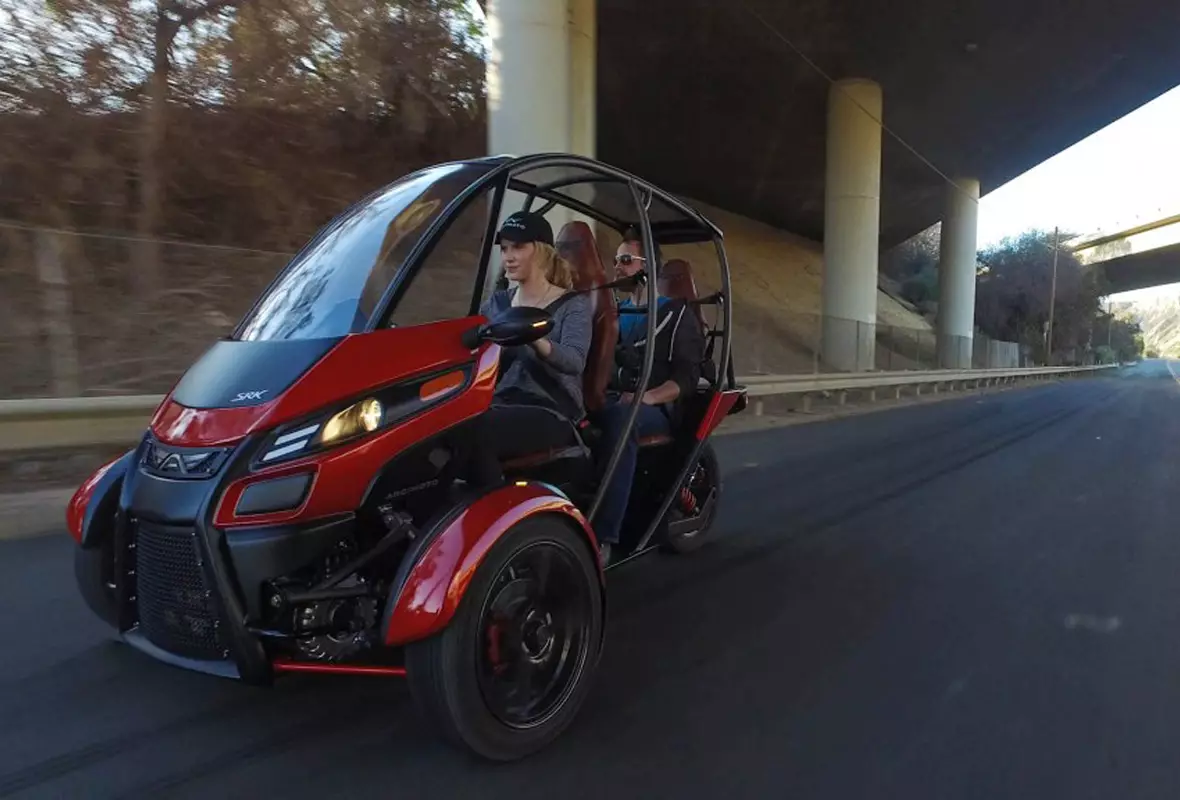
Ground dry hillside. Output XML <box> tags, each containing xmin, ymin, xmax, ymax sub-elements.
<box><xmin>1134</xmin><ymin>297</ymin><xmax>1180</xmax><ymax>357</ymax></box>
<box><xmin>653</xmin><ymin>200</ymin><xmax>936</xmax><ymax>375</ymax></box>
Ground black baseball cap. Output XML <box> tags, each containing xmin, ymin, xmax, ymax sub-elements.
<box><xmin>494</xmin><ymin>211</ymin><xmax>554</xmax><ymax>247</ymax></box>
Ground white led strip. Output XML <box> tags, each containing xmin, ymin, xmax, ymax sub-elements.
<box><xmin>261</xmin><ymin>423</ymin><xmax>321</xmax><ymax>462</ymax></box>
<box><xmin>273</xmin><ymin>424</ymin><xmax>320</xmax><ymax>447</ymax></box>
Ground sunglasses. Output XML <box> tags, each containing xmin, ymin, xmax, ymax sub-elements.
<box><xmin>614</xmin><ymin>254</ymin><xmax>646</xmax><ymax>265</ymax></box>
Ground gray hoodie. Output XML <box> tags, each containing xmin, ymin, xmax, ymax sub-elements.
<box><xmin>481</xmin><ymin>287</ymin><xmax>593</xmax><ymax>419</ymax></box>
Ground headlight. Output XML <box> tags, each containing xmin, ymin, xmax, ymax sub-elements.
<box><xmin>321</xmin><ymin>398</ymin><xmax>383</xmax><ymax>444</ymax></box>
<box><xmin>254</xmin><ymin>366</ymin><xmax>473</xmax><ymax>468</ymax></box>
<box><xmin>260</xmin><ymin>398</ymin><xmax>382</xmax><ymax>464</ymax></box>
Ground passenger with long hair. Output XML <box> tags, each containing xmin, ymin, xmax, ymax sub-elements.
<box><xmin>468</xmin><ymin>211</ymin><xmax>592</xmax><ymax>485</ymax></box>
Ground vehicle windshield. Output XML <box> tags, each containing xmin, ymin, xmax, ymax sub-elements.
<box><xmin>235</xmin><ymin>161</ymin><xmax>494</xmax><ymax>341</ymax></box>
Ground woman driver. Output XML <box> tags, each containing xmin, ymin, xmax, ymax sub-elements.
<box><xmin>467</xmin><ymin>211</ymin><xmax>593</xmax><ymax>485</ymax></box>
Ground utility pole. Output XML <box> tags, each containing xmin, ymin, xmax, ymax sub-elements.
<box><xmin>1046</xmin><ymin>226</ymin><xmax>1059</xmax><ymax>364</ymax></box>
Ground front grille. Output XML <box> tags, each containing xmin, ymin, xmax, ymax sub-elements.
<box><xmin>141</xmin><ymin>441</ymin><xmax>228</xmax><ymax>480</ymax></box>
<box><xmin>134</xmin><ymin>522</ymin><xmax>228</xmax><ymax>660</ymax></box>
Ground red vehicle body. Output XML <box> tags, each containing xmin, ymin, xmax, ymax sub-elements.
<box><xmin>67</xmin><ymin>154</ymin><xmax>745</xmax><ymax>760</ymax></box>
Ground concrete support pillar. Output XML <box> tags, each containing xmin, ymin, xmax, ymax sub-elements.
<box><xmin>486</xmin><ymin>0</ymin><xmax>596</xmax><ymax>287</ymax></box>
<box><xmin>567</xmin><ymin>0</ymin><xmax>596</xmax><ymax>159</ymax></box>
<box><xmin>487</xmin><ymin>0</ymin><xmax>595</xmax><ymax>158</ymax></box>
<box><xmin>822</xmin><ymin>79</ymin><xmax>883</xmax><ymax>372</ymax></box>
<box><xmin>937</xmin><ymin>177</ymin><xmax>980</xmax><ymax>368</ymax></box>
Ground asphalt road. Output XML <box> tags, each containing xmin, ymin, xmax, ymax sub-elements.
<box><xmin>3</xmin><ymin>362</ymin><xmax>1179</xmax><ymax>798</ymax></box>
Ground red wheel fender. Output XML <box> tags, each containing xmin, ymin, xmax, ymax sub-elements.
<box><xmin>382</xmin><ymin>482</ymin><xmax>602</xmax><ymax>646</ymax></box>
<box><xmin>67</xmin><ymin>450</ymin><xmax>134</xmax><ymax>546</ymax></box>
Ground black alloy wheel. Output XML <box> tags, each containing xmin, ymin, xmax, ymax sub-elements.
<box><xmin>405</xmin><ymin>515</ymin><xmax>603</xmax><ymax>761</ymax></box>
<box><xmin>475</xmin><ymin>539</ymin><xmax>593</xmax><ymax>729</ymax></box>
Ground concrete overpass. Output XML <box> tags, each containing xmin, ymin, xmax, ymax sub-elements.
<box><xmin>483</xmin><ymin>0</ymin><xmax>1180</xmax><ymax>368</ymax></box>
<box><xmin>1072</xmin><ymin>214</ymin><xmax>1180</xmax><ymax>294</ymax></box>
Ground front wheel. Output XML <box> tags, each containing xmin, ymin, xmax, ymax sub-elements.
<box><xmin>661</xmin><ymin>441</ymin><xmax>722</xmax><ymax>554</ymax></box>
<box><xmin>405</xmin><ymin>515</ymin><xmax>604</xmax><ymax>761</ymax></box>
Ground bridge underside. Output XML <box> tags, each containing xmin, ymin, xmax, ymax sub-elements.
<box><xmin>1100</xmin><ymin>244</ymin><xmax>1180</xmax><ymax>294</ymax></box>
<box><xmin>596</xmin><ymin>0</ymin><xmax>1180</xmax><ymax>249</ymax></box>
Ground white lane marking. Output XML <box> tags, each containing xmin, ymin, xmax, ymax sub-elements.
<box><xmin>1064</xmin><ymin>613</ymin><xmax>1122</xmax><ymax>634</ymax></box>
<box><xmin>1166</xmin><ymin>359</ymin><xmax>1180</xmax><ymax>386</ymax></box>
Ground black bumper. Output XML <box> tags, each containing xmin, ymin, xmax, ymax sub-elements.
<box><xmin>108</xmin><ymin>436</ymin><xmax>348</xmax><ymax>683</ymax></box>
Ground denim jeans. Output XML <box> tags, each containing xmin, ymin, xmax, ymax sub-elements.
<box><xmin>593</xmin><ymin>399</ymin><xmax>670</xmax><ymax>544</ymax></box>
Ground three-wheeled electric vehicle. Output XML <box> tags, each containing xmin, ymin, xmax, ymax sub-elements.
<box><xmin>66</xmin><ymin>154</ymin><xmax>746</xmax><ymax>761</ymax></box>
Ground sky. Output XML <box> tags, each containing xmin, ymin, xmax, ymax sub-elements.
<box><xmin>976</xmin><ymin>83</ymin><xmax>1180</xmax><ymax>304</ymax></box>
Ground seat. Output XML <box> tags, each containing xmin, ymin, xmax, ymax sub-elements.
<box><xmin>659</xmin><ymin>258</ymin><xmax>704</xmax><ymax>325</ymax></box>
<box><xmin>556</xmin><ymin>221</ymin><xmax>619</xmax><ymax>414</ymax></box>
<box><xmin>497</xmin><ymin>404</ymin><xmax>589</xmax><ymax>473</ymax></box>
<box><xmin>658</xmin><ymin>257</ymin><xmax>719</xmax><ymax>390</ymax></box>
<box><xmin>645</xmin><ymin>258</ymin><xmax>720</xmax><ymax>449</ymax></box>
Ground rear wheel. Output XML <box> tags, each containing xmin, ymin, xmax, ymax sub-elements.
<box><xmin>661</xmin><ymin>442</ymin><xmax>722</xmax><ymax>554</ymax></box>
<box><xmin>405</xmin><ymin>515</ymin><xmax>603</xmax><ymax>761</ymax></box>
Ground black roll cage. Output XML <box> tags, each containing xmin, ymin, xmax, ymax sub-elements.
<box><xmin>239</xmin><ymin>152</ymin><xmax>737</xmax><ymax>554</ymax></box>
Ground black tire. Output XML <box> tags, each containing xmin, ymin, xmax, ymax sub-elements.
<box><xmin>74</xmin><ymin>538</ymin><xmax>119</xmax><ymax>630</ymax></box>
<box><xmin>405</xmin><ymin>515</ymin><xmax>604</xmax><ymax>761</ymax></box>
<box><xmin>661</xmin><ymin>441</ymin><xmax>722</xmax><ymax>554</ymax></box>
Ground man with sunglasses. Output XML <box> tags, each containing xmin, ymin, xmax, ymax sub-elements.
<box><xmin>593</xmin><ymin>231</ymin><xmax>706</xmax><ymax>565</ymax></box>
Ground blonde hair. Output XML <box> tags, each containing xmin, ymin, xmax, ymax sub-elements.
<box><xmin>532</xmin><ymin>242</ymin><xmax>575</xmax><ymax>290</ymax></box>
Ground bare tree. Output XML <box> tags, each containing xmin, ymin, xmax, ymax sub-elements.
<box><xmin>0</xmin><ymin>0</ymin><xmax>487</xmax><ymax>397</ymax></box>
<box><xmin>136</xmin><ymin>0</ymin><xmax>244</xmax><ymax>296</ymax></box>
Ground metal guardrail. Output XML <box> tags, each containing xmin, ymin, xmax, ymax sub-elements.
<box><xmin>741</xmin><ymin>364</ymin><xmax>1117</xmax><ymax>413</ymax></box>
<box><xmin>0</xmin><ymin>394</ymin><xmax>165</xmax><ymax>454</ymax></box>
<box><xmin>743</xmin><ymin>364</ymin><xmax>1115</xmax><ymax>395</ymax></box>
<box><xmin>0</xmin><ymin>365</ymin><xmax>1119</xmax><ymax>454</ymax></box>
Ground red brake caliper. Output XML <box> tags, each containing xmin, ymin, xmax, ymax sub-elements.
<box><xmin>487</xmin><ymin>622</ymin><xmax>506</xmax><ymax>675</ymax></box>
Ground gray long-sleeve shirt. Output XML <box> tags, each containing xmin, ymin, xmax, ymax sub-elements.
<box><xmin>481</xmin><ymin>287</ymin><xmax>592</xmax><ymax>418</ymax></box>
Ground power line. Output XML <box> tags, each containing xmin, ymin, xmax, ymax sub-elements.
<box><xmin>0</xmin><ymin>218</ymin><xmax>294</xmax><ymax>257</ymax></box>
<box><xmin>737</xmin><ymin>2</ymin><xmax>979</xmax><ymax>209</ymax></box>
<box><xmin>737</xmin><ymin>3</ymin><xmax>1087</xmax><ymax>262</ymax></box>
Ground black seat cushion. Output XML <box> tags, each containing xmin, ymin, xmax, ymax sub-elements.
<box><xmin>485</xmin><ymin>403</ymin><xmax>581</xmax><ymax>461</ymax></box>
